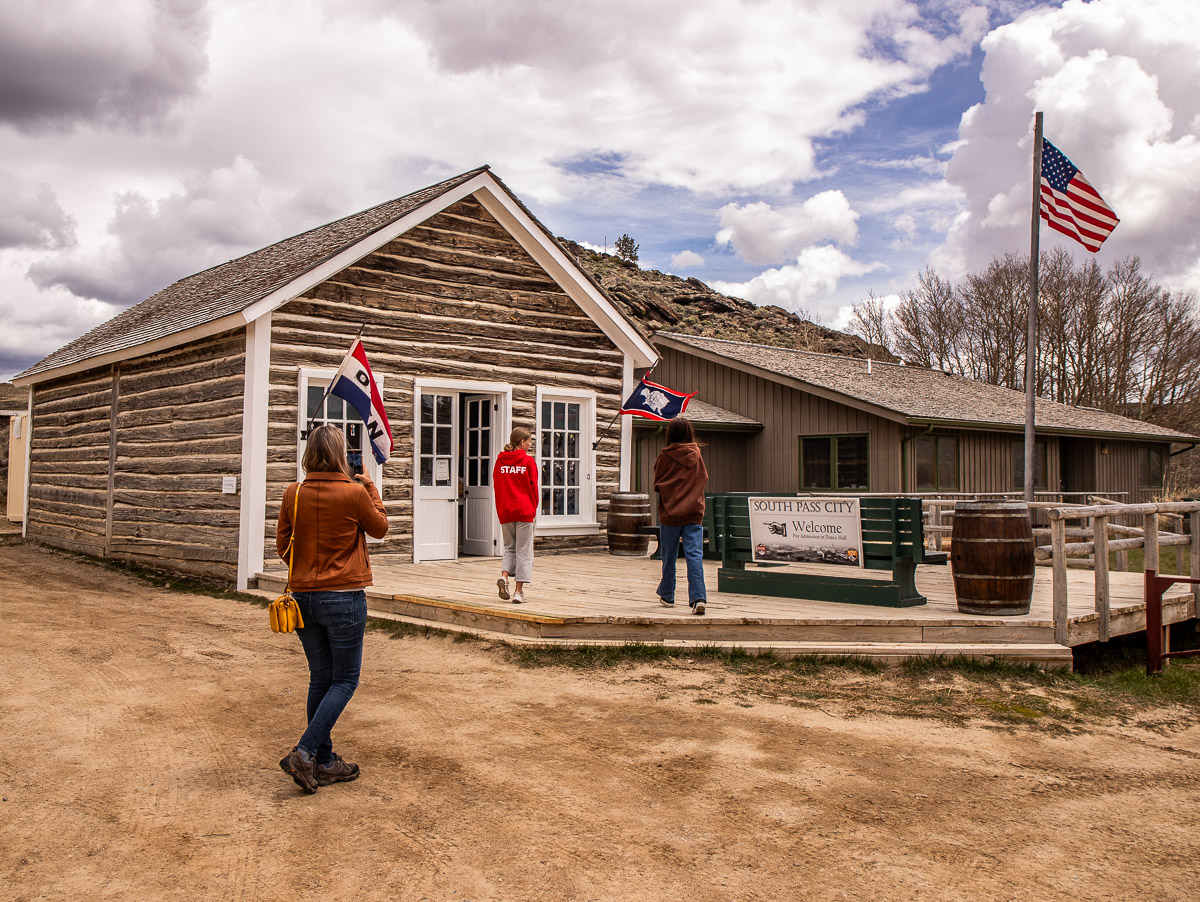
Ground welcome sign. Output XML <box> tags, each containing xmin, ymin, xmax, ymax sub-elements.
<box><xmin>748</xmin><ymin>496</ymin><xmax>863</xmax><ymax>567</ymax></box>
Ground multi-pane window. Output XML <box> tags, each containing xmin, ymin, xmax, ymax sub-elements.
<box><xmin>1138</xmin><ymin>445</ymin><xmax>1165</xmax><ymax>489</ymax></box>
<box><xmin>540</xmin><ymin>399</ymin><xmax>581</xmax><ymax>516</ymax></box>
<box><xmin>465</xmin><ymin>399</ymin><xmax>492</xmax><ymax>489</ymax></box>
<box><xmin>419</xmin><ymin>394</ymin><xmax>454</xmax><ymax>487</ymax></box>
<box><xmin>915</xmin><ymin>434</ymin><xmax>958</xmax><ymax>491</ymax></box>
<box><xmin>306</xmin><ymin>383</ymin><xmax>365</xmax><ymax>474</ymax></box>
<box><xmin>1012</xmin><ymin>439</ymin><xmax>1048</xmax><ymax>491</ymax></box>
<box><xmin>799</xmin><ymin>435</ymin><xmax>869</xmax><ymax>491</ymax></box>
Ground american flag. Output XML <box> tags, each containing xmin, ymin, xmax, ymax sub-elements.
<box><xmin>1040</xmin><ymin>139</ymin><xmax>1119</xmax><ymax>253</ymax></box>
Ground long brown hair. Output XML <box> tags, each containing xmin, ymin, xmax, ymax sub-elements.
<box><xmin>504</xmin><ymin>426</ymin><xmax>533</xmax><ymax>453</ymax></box>
<box><xmin>303</xmin><ymin>424</ymin><xmax>353</xmax><ymax>478</ymax></box>
<box><xmin>665</xmin><ymin>416</ymin><xmax>699</xmax><ymax>445</ymax></box>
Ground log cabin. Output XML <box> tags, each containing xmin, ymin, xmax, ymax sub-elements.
<box><xmin>634</xmin><ymin>333</ymin><xmax>1197</xmax><ymax>513</ymax></box>
<box><xmin>12</xmin><ymin>168</ymin><xmax>656</xmax><ymax>587</ymax></box>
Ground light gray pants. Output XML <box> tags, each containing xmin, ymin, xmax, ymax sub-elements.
<box><xmin>501</xmin><ymin>521</ymin><xmax>535</xmax><ymax>584</ymax></box>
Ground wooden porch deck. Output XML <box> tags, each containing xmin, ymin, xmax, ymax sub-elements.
<box><xmin>254</xmin><ymin>552</ymin><xmax>1198</xmax><ymax>670</ymax></box>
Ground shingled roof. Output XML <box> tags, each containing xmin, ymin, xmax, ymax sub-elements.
<box><xmin>658</xmin><ymin>333</ymin><xmax>1195</xmax><ymax>442</ymax></box>
<box><xmin>17</xmin><ymin>167</ymin><xmax>493</xmax><ymax>381</ymax></box>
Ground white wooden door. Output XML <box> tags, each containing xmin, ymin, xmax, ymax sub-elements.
<box><xmin>461</xmin><ymin>394</ymin><xmax>497</xmax><ymax>556</ymax></box>
<box><xmin>413</xmin><ymin>391</ymin><xmax>458</xmax><ymax>561</ymax></box>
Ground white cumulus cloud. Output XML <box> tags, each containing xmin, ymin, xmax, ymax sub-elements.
<box><xmin>669</xmin><ymin>250</ymin><xmax>705</xmax><ymax>271</ymax></box>
<box><xmin>935</xmin><ymin>0</ymin><xmax>1200</xmax><ymax>290</ymax></box>
<box><xmin>716</xmin><ymin>191</ymin><xmax>860</xmax><ymax>265</ymax></box>
<box><xmin>711</xmin><ymin>246</ymin><xmax>882</xmax><ymax>320</ymax></box>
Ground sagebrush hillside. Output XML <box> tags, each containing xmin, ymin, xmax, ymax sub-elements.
<box><xmin>562</xmin><ymin>240</ymin><xmax>892</xmax><ymax>359</ymax></box>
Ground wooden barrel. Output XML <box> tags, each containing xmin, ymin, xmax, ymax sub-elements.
<box><xmin>951</xmin><ymin>501</ymin><xmax>1036</xmax><ymax>615</ymax></box>
<box><xmin>607</xmin><ymin>493</ymin><xmax>652</xmax><ymax>556</ymax></box>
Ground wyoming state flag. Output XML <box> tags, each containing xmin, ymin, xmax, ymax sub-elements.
<box><xmin>330</xmin><ymin>339</ymin><xmax>393</xmax><ymax>464</ymax></box>
<box><xmin>619</xmin><ymin>376</ymin><xmax>697</xmax><ymax>422</ymax></box>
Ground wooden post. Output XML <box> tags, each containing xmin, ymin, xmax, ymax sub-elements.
<box><xmin>1191</xmin><ymin>510</ymin><xmax>1199</xmax><ymax>606</ymax></box>
<box><xmin>1144</xmin><ymin>512</ymin><xmax>1159</xmax><ymax>573</ymax></box>
<box><xmin>1094</xmin><ymin>514</ymin><xmax>1110</xmax><ymax>642</ymax></box>
<box><xmin>1052</xmin><ymin>515</ymin><xmax>1068</xmax><ymax>646</ymax></box>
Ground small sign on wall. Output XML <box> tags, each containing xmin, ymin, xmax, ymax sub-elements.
<box><xmin>748</xmin><ymin>496</ymin><xmax>863</xmax><ymax>567</ymax></box>
<box><xmin>222</xmin><ymin>476</ymin><xmax>238</xmax><ymax>494</ymax></box>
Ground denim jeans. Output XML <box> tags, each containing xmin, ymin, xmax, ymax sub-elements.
<box><xmin>656</xmin><ymin>523</ymin><xmax>707</xmax><ymax>605</ymax></box>
<box><xmin>293</xmin><ymin>590</ymin><xmax>367</xmax><ymax>765</ymax></box>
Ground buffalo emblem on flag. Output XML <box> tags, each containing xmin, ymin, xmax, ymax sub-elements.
<box><xmin>640</xmin><ymin>387</ymin><xmax>670</xmax><ymax>415</ymax></box>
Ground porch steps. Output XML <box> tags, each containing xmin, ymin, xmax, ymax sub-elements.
<box><xmin>252</xmin><ymin>572</ymin><xmax>1074</xmax><ymax>669</ymax></box>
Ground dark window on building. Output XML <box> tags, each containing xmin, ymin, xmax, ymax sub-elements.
<box><xmin>800</xmin><ymin>435</ymin><xmax>869</xmax><ymax>491</ymax></box>
<box><xmin>914</xmin><ymin>434</ymin><xmax>958</xmax><ymax>491</ymax></box>
<box><xmin>1138</xmin><ymin>445</ymin><xmax>1165</xmax><ymax>489</ymax></box>
<box><xmin>1012</xmin><ymin>439</ymin><xmax>1048</xmax><ymax>491</ymax></box>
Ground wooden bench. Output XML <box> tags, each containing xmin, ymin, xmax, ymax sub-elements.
<box><xmin>713</xmin><ymin>494</ymin><xmax>947</xmax><ymax>607</ymax></box>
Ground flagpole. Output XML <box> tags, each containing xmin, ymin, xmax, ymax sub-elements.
<box><xmin>302</xmin><ymin>323</ymin><xmax>368</xmax><ymax>439</ymax></box>
<box><xmin>1025</xmin><ymin>111</ymin><xmax>1043</xmax><ymax>504</ymax></box>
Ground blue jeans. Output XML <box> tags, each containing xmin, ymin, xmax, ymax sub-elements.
<box><xmin>293</xmin><ymin>590</ymin><xmax>367</xmax><ymax>765</ymax></box>
<box><xmin>657</xmin><ymin>523</ymin><xmax>707</xmax><ymax>605</ymax></box>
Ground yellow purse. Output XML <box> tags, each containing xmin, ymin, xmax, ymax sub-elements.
<box><xmin>270</xmin><ymin>486</ymin><xmax>305</xmax><ymax>634</ymax></box>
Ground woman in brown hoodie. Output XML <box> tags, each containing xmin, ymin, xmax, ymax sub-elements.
<box><xmin>653</xmin><ymin>417</ymin><xmax>709</xmax><ymax>615</ymax></box>
<box><xmin>276</xmin><ymin>425</ymin><xmax>388</xmax><ymax>793</ymax></box>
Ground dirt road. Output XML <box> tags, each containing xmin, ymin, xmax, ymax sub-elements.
<box><xmin>1</xmin><ymin>541</ymin><xmax>1198</xmax><ymax>901</ymax></box>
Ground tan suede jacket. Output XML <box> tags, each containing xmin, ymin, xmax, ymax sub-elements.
<box><xmin>276</xmin><ymin>472</ymin><xmax>389</xmax><ymax>591</ymax></box>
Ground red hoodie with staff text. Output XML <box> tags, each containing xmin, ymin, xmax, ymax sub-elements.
<box><xmin>493</xmin><ymin>447</ymin><xmax>539</xmax><ymax>523</ymax></box>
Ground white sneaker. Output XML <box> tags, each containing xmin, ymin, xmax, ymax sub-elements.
<box><xmin>691</xmin><ymin>600</ymin><xmax>706</xmax><ymax>616</ymax></box>
<box><xmin>512</xmin><ymin>591</ymin><xmax>524</xmax><ymax>604</ymax></box>
<box><xmin>497</xmin><ymin>577</ymin><xmax>510</xmax><ymax>600</ymax></box>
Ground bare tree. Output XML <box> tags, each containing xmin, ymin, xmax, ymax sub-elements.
<box><xmin>847</xmin><ymin>290</ymin><xmax>893</xmax><ymax>354</ymax></box>
<box><xmin>892</xmin><ymin>268</ymin><xmax>962</xmax><ymax>371</ymax></box>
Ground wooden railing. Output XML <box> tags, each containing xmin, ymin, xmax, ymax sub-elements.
<box><xmin>1043</xmin><ymin>502</ymin><xmax>1200</xmax><ymax>645</ymax></box>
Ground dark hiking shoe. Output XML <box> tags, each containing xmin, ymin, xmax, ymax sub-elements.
<box><xmin>316</xmin><ymin>753</ymin><xmax>360</xmax><ymax>786</ymax></box>
<box><xmin>280</xmin><ymin>746</ymin><xmax>318</xmax><ymax>793</ymax></box>
<box><xmin>659</xmin><ymin>597</ymin><xmax>675</xmax><ymax>607</ymax></box>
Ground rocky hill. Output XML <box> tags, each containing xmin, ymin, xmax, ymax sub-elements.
<box><xmin>562</xmin><ymin>240</ymin><xmax>892</xmax><ymax>359</ymax></box>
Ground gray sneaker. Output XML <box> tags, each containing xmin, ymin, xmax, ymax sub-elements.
<box><xmin>691</xmin><ymin>600</ymin><xmax>706</xmax><ymax>616</ymax></box>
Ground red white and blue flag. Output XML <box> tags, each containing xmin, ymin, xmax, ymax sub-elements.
<box><xmin>330</xmin><ymin>338</ymin><xmax>393</xmax><ymax>464</ymax></box>
<box><xmin>1040</xmin><ymin>139</ymin><xmax>1119</xmax><ymax>253</ymax></box>
<box><xmin>619</xmin><ymin>376</ymin><xmax>697</xmax><ymax>422</ymax></box>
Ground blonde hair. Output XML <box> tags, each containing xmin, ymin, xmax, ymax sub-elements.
<box><xmin>303</xmin><ymin>424</ymin><xmax>353</xmax><ymax>478</ymax></box>
<box><xmin>504</xmin><ymin>426</ymin><xmax>533</xmax><ymax>452</ymax></box>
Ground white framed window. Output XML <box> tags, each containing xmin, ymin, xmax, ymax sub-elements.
<box><xmin>296</xmin><ymin>367</ymin><xmax>384</xmax><ymax>487</ymax></box>
<box><xmin>535</xmin><ymin>387</ymin><xmax>598</xmax><ymax>532</ymax></box>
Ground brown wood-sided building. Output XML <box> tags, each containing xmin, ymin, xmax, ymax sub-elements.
<box><xmin>634</xmin><ymin>333</ymin><xmax>1196</xmax><ymax>510</ymax></box>
<box><xmin>13</xmin><ymin>168</ymin><xmax>655</xmax><ymax>587</ymax></box>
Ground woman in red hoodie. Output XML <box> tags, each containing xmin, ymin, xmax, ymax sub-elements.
<box><xmin>653</xmin><ymin>417</ymin><xmax>709</xmax><ymax>615</ymax></box>
<box><xmin>492</xmin><ymin>426</ymin><xmax>539</xmax><ymax>604</ymax></box>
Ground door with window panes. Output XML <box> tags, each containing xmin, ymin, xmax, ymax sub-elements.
<box><xmin>540</xmin><ymin>399</ymin><xmax>583</xmax><ymax>518</ymax></box>
<box><xmin>413</xmin><ymin>392</ymin><xmax>457</xmax><ymax>561</ymax></box>
<box><xmin>460</xmin><ymin>394</ymin><xmax>496</xmax><ymax>555</ymax></box>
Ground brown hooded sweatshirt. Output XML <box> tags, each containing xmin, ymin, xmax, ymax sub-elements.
<box><xmin>653</xmin><ymin>441</ymin><xmax>709</xmax><ymax>526</ymax></box>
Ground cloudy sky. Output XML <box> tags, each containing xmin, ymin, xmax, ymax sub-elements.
<box><xmin>3</xmin><ymin>0</ymin><xmax>1198</xmax><ymax>381</ymax></box>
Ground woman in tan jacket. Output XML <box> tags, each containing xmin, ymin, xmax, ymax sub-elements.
<box><xmin>276</xmin><ymin>425</ymin><xmax>388</xmax><ymax>793</ymax></box>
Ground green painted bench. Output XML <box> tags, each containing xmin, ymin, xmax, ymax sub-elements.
<box><xmin>712</xmin><ymin>494</ymin><xmax>947</xmax><ymax>608</ymax></box>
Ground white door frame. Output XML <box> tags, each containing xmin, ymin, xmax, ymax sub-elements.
<box><xmin>412</xmin><ymin>378</ymin><xmax>512</xmax><ymax>563</ymax></box>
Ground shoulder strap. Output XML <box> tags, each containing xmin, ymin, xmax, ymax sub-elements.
<box><xmin>284</xmin><ymin>485</ymin><xmax>299</xmax><ymax>593</ymax></box>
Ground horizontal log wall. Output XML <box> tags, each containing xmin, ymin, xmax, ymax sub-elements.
<box><xmin>266</xmin><ymin>197</ymin><xmax>624</xmax><ymax>561</ymax></box>
<box><xmin>27</xmin><ymin>369</ymin><xmax>114</xmax><ymax>555</ymax></box>
<box><xmin>26</xmin><ymin>330</ymin><xmax>246</xmax><ymax>582</ymax></box>
<box><xmin>109</xmin><ymin>331</ymin><xmax>246</xmax><ymax>580</ymax></box>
